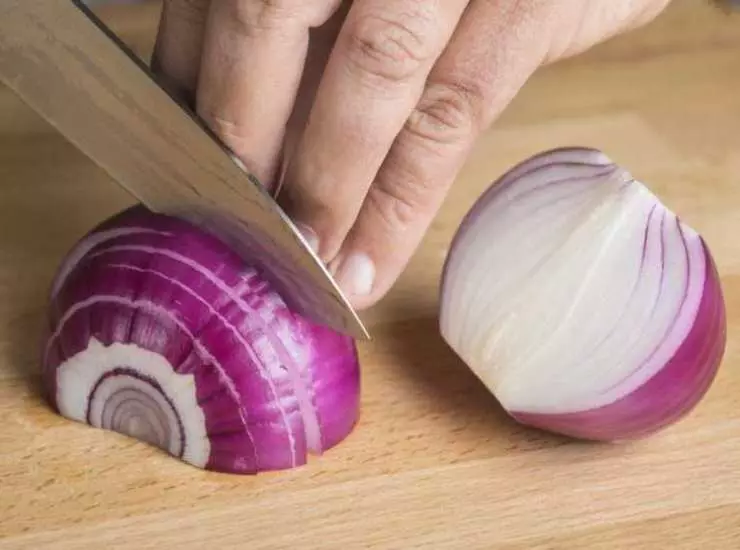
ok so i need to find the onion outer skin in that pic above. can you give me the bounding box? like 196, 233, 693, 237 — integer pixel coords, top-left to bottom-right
42, 205, 361, 474
439, 147, 727, 441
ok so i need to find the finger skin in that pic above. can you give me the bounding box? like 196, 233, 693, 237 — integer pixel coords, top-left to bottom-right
151, 0, 211, 101
545, 0, 672, 62
278, 0, 470, 259
334, 0, 671, 309
196, 0, 341, 187
277, 4, 350, 190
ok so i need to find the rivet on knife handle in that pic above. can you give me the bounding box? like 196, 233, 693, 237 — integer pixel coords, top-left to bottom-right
0, 0, 368, 339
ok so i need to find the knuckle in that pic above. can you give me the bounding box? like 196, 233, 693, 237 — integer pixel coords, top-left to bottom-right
369, 182, 418, 232
345, 11, 437, 85
404, 80, 486, 145
369, 168, 433, 231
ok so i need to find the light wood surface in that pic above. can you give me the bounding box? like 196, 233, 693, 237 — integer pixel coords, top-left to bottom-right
1, 1, 739, 548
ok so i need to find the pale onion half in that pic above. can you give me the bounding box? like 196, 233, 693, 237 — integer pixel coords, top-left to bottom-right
439, 147, 727, 441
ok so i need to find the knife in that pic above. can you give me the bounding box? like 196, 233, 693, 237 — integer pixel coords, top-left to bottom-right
0, 0, 368, 339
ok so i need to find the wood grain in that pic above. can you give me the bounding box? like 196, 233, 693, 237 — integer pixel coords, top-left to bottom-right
1, 0, 739, 548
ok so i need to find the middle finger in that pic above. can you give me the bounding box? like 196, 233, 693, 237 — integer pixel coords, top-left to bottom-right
279, 0, 471, 260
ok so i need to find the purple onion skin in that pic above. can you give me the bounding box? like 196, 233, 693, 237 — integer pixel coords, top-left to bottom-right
511, 243, 726, 441
43, 205, 361, 474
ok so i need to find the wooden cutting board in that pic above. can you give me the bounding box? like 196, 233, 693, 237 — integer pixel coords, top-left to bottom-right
1, 1, 739, 548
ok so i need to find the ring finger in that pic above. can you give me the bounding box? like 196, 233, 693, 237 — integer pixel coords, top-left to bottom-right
330, 0, 552, 306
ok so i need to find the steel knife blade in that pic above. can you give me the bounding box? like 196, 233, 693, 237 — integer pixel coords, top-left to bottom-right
0, 0, 368, 339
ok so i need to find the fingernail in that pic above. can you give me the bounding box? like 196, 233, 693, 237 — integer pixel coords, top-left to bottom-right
335, 252, 375, 297
295, 223, 320, 254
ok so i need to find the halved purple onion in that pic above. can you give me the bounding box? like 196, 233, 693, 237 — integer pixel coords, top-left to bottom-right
439, 147, 727, 441
43, 205, 361, 474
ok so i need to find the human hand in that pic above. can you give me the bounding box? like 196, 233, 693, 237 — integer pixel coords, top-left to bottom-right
152, 0, 671, 310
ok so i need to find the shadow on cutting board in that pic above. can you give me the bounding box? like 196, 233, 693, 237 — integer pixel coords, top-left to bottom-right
373, 313, 573, 452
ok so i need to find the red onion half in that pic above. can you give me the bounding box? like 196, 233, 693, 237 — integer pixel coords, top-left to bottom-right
42, 206, 361, 474
440, 147, 726, 441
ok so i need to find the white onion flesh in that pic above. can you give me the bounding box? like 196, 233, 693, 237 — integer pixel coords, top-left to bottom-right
440, 147, 726, 441
57, 338, 210, 466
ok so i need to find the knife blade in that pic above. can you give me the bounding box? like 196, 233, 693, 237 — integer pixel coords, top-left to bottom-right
0, 0, 368, 339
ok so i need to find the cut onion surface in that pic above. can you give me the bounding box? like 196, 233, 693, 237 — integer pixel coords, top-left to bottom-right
43, 205, 361, 474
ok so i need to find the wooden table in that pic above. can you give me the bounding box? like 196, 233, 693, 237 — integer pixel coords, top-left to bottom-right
1, 1, 739, 548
